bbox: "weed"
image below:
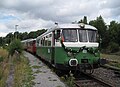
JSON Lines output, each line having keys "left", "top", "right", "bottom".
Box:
{"left": 0, "top": 56, "right": 4, "bottom": 62}
{"left": 13, "top": 55, "right": 35, "bottom": 87}
{"left": 0, "top": 48, "right": 9, "bottom": 87}
{"left": 56, "top": 86, "right": 63, "bottom": 87}
{"left": 101, "top": 53, "right": 120, "bottom": 68}
{"left": 34, "top": 70, "right": 42, "bottom": 74}
{"left": 32, "top": 65, "right": 42, "bottom": 69}
{"left": 60, "top": 72, "right": 76, "bottom": 87}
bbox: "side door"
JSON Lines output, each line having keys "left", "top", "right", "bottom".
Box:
{"left": 51, "top": 31, "right": 55, "bottom": 64}
{"left": 51, "top": 30, "right": 61, "bottom": 64}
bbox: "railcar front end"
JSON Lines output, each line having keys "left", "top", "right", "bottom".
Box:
{"left": 36, "top": 23, "right": 100, "bottom": 74}
{"left": 55, "top": 28, "right": 100, "bottom": 72}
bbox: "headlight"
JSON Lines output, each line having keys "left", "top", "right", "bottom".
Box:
{"left": 67, "top": 52, "right": 72, "bottom": 57}
{"left": 69, "top": 59, "right": 78, "bottom": 66}
{"left": 82, "top": 49, "right": 87, "bottom": 53}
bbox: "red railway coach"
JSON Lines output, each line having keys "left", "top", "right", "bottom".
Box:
{"left": 21, "top": 39, "right": 36, "bottom": 54}
{"left": 21, "top": 39, "right": 28, "bottom": 50}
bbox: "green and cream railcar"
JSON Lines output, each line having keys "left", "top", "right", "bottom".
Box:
{"left": 36, "top": 23, "right": 100, "bottom": 72}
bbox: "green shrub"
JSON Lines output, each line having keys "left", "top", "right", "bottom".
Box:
{"left": 108, "top": 42, "right": 119, "bottom": 53}
{"left": 0, "top": 56, "right": 4, "bottom": 62}
{"left": 60, "top": 73, "right": 76, "bottom": 87}
{"left": 8, "top": 39, "right": 23, "bottom": 56}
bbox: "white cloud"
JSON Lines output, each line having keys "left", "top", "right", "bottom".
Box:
{"left": 0, "top": 0, "right": 120, "bottom": 37}
{"left": 0, "top": 23, "right": 9, "bottom": 37}
{"left": 17, "top": 18, "right": 54, "bottom": 32}
{"left": 0, "top": 32, "right": 7, "bottom": 37}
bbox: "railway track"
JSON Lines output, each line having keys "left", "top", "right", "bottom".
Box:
{"left": 74, "top": 72, "right": 114, "bottom": 87}
{"left": 74, "top": 64, "right": 120, "bottom": 87}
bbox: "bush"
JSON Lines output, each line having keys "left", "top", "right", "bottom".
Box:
{"left": 107, "top": 42, "right": 119, "bottom": 53}
{"left": 0, "top": 56, "right": 4, "bottom": 62}
{"left": 8, "top": 39, "right": 23, "bottom": 56}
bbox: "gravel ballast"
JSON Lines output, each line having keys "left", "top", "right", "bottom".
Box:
{"left": 93, "top": 67, "right": 120, "bottom": 87}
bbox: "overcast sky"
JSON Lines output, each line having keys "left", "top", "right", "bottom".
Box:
{"left": 0, "top": 0, "right": 120, "bottom": 37}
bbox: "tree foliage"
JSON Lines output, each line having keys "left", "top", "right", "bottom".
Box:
{"left": 8, "top": 39, "right": 23, "bottom": 56}
{"left": 0, "top": 37, "right": 3, "bottom": 46}
{"left": 107, "top": 42, "right": 119, "bottom": 53}
{"left": 0, "top": 29, "right": 46, "bottom": 45}
{"left": 78, "top": 15, "right": 120, "bottom": 53}
{"left": 89, "top": 16, "right": 108, "bottom": 48}
{"left": 78, "top": 16, "right": 88, "bottom": 24}
{"left": 109, "top": 21, "right": 120, "bottom": 43}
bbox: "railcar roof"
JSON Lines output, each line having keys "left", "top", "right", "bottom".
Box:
{"left": 21, "top": 39, "right": 28, "bottom": 42}
{"left": 53, "top": 24, "right": 97, "bottom": 30}
{"left": 21, "top": 38, "right": 36, "bottom": 42}
{"left": 37, "top": 23, "right": 97, "bottom": 39}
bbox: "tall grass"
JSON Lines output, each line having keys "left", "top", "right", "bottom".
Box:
{"left": 13, "top": 55, "right": 35, "bottom": 87}
{"left": 101, "top": 54, "right": 120, "bottom": 63}
{"left": 0, "top": 48, "right": 10, "bottom": 87}
{"left": 0, "top": 48, "right": 35, "bottom": 87}
{"left": 101, "top": 53, "right": 120, "bottom": 68}
{"left": 0, "top": 48, "right": 8, "bottom": 59}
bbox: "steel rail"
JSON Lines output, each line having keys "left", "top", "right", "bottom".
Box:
{"left": 74, "top": 72, "right": 114, "bottom": 87}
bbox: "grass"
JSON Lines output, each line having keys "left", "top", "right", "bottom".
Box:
{"left": 60, "top": 73, "right": 76, "bottom": 87}
{"left": 0, "top": 48, "right": 9, "bottom": 59}
{"left": 13, "top": 55, "right": 35, "bottom": 87}
{"left": 56, "top": 86, "right": 63, "bottom": 87}
{"left": 32, "top": 65, "right": 42, "bottom": 69}
{"left": 101, "top": 53, "right": 120, "bottom": 68}
{"left": 101, "top": 53, "right": 120, "bottom": 62}
{"left": 108, "top": 62, "right": 120, "bottom": 68}
{"left": 0, "top": 48, "right": 36, "bottom": 87}
{"left": 34, "top": 70, "right": 42, "bottom": 74}
{"left": 0, "top": 48, "right": 10, "bottom": 87}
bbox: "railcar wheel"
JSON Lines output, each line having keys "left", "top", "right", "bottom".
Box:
{"left": 56, "top": 70, "right": 70, "bottom": 77}
{"left": 71, "top": 70, "right": 81, "bottom": 77}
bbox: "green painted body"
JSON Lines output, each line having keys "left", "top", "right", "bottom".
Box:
{"left": 55, "top": 47, "right": 100, "bottom": 64}
{"left": 36, "top": 46, "right": 100, "bottom": 67}
{"left": 36, "top": 47, "right": 52, "bottom": 62}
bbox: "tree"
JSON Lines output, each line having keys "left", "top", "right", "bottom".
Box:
{"left": 27, "top": 29, "right": 46, "bottom": 39}
{"left": 36, "top": 29, "right": 47, "bottom": 37}
{"left": 5, "top": 33, "right": 14, "bottom": 44}
{"left": 14, "top": 31, "right": 19, "bottom": 39}
{"left": 0, "top": 37, "right": 3, "bottom": 46}
{"left": 89, "top": 16, "right": 108, "bottom": 48}
{"left": 108, "top": 21, "right": 120, "bottom": 44}
{"left": 21, "top": 32, "right": 28, "bottom": 40}
{"left": 118, "top": 24, "right": 120, "bottom": 45}
{"left": 83, "top": 16, "right": 87, "bottom": 24}
{"left": 78, "top": 16, "right": 87, "bottom": 24}
{"left": 8, "top": 39, "right": 23, "bottom": 56}
{"left": 28, "top": 31, "right": 36, "bottom": 38}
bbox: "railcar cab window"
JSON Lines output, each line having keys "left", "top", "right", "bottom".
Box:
{"left": 88, "top": 30, "right": 97, "bottom": 42}
{"left": 78, "top": 29, "right": 97, "bottom": 42}
{"left": 62, "top": 29, "right": 78, "bottom": 42}
{"left": 79, "top": 29, "right": 87, "bottom": 42}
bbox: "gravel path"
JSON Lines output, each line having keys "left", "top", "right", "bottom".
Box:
{"left": 6, "top": 57, "right": 14, "bottom": 87}
{"left": 6, "top": 64, "right": 14, "bottom": 87}
{"left": 24, "top": 51, "right": 66, "bottom": 87}
{"left": 93, "top": 67, "right": 120, "bottom": 87}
